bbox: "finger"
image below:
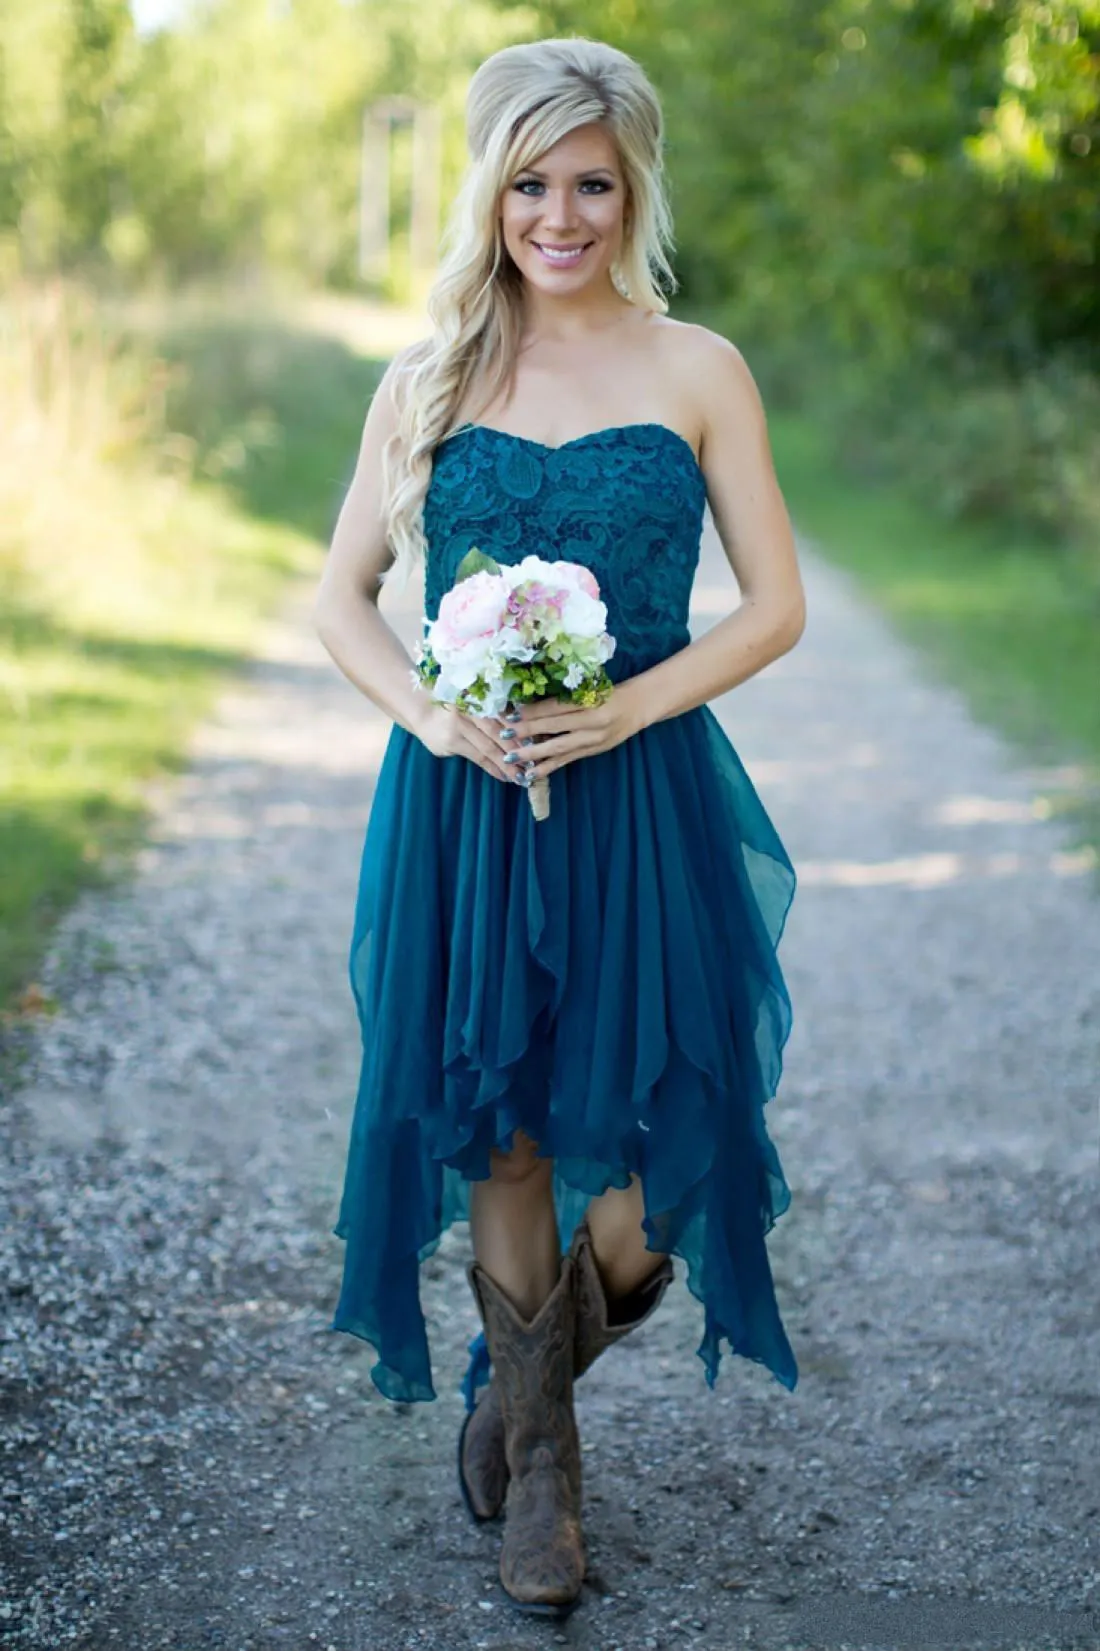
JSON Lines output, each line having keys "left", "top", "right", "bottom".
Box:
{"left": 466, "top": 714, "right": 528, "bottom": 765}
{"left": 513, "top": 700, "right": 591, "bottom": 727}
{"left": 523, "top": 756, "right": 565, "bottom": 783}
{"left": 515, "top": 709, "right": 604, "bottom": 738}
{"left": 511, "top": 731, "right": 595, "bottom": 763}
{"left": 463, "top": 726, "right": 520, "bottom": 781}
{"left": 471, "top": 748, "right": 520, "bottom": 783}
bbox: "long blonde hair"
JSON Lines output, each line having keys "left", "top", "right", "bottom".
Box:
{"left": 380, "top": 37, "right": 676, "bottom": 589}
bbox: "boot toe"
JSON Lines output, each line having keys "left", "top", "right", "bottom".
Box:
{"left": 499, "top": 1460, "right": 585, "bottom": 1612}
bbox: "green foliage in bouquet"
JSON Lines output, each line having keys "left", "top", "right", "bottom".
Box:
{"left": 415, "top": 547, "right": 615, "bottom": 716}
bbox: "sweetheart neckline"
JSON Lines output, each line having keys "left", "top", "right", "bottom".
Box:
{"left": 449, "top": 419, "right": 704, "bottom": 479}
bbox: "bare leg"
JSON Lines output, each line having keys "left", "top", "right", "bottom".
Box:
{"left": 584, "top": 1174, "right": 669, "bottom": 1298}
{"left": 469, "top": 1129, "right": 560, "bottom": 1320}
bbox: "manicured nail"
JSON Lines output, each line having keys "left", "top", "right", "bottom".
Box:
{"left": 505, "top": 711, "right": 522, "bottom": 723}
{"left": 499, "top": 727, "right": 515, "bottom": 740}
{"left": 520, "top": 737, "right": 533, "bottom": 747}
{"left": 504, "top": 751, "right": 521, "bottom": 764}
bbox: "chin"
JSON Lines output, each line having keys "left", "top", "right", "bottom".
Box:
{"left": 518, "top": 252, "right": 614, "bottom": 293}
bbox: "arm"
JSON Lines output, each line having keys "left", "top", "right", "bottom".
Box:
{"left": 515, "top": 330, "right": 806, "bottom": 780}
{"left": 313, "top": 352, "right": 434, "bottom": 737}
{"left": 624, "top": 329, "right": 806, "bottom": 728}
{"left": 312, "top": 355, "right": 518, "bottom": 785}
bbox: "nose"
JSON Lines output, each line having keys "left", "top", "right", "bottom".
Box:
{"left": 539, "top": 187, "right": 579, "bottom": 231}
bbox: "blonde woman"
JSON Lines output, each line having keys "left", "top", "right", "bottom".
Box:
{"left": 315, "top": 36, "right": 806, "bottom": 1620}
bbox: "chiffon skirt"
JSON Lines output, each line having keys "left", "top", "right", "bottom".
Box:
{"left": 329, "top": 703, "right": 798, "bottom": 1402}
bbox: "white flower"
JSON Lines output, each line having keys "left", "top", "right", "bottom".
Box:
{"left": 563, "top": 661, "right": 586, "bottom": 690}
{"left": 489, "top": 629, "right": 538, "bottom": 663}
{"left": 500, "top": 554, "right": 550, "bottom": 588}
{"left": 560, "top": 588, "right": 608, "bottom": 639}
{"left": 441, "top": 641, "right": 494, "bottom": 692}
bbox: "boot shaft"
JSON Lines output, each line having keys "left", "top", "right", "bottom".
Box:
{"left": 468, "top": 1258, "right": 580, "bottom": 1491}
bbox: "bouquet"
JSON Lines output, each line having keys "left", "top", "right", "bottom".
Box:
{"left": 414, "top": 549, "right": 616, "bottom": 821}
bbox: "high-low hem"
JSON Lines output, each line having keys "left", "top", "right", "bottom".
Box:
{"left": 329, "top": 701, "right": 798, "bottom": 1406}
{"left": 329, "top": 1130, "right": 799, "bottom": 1406}
{"left": 329, "top": 421, "right": 800, "bottom": 1407}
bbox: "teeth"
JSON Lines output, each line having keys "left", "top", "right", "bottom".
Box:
{"left": 535, "top": 244, "right": 587, "bottom": 261}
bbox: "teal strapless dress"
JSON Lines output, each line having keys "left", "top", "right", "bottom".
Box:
{"left": 330, "top": 422, "right": 798, "bottom": 1404}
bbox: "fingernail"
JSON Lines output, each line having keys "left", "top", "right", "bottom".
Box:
{"left": 504, "top": 751, "right": 521, "bottom": 764}
{"left": 523, "top": 761, "right": 536, "bottom": 775}
{"left": 520, "top": 738, "right": 533, "bottom": 747}
{"left": 499, "top": 727, "right": 515, "bottom": 740}
{"left": 505, "top": 711, "right": 522, "bottom": 723}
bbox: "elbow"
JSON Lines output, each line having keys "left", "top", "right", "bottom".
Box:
{"left": 312, "top": 584, "right": 342, "bottom": 650}
{"left": 313, "top": 577, "right": 378, "bottom": 652}
{"left": 779, "top": 591, "right": 806, "bottom": 647}
{"left": 775, "top": 590, "right": 806, "bottom": 654}
{"left": 311, "top": 593, "right": 331, "bottom": 643}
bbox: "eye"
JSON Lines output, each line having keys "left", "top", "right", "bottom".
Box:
{"left": 510, "top": 178, "right": 615, "bottom": 195}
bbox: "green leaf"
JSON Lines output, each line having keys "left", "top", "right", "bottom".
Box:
{"left": 455, "top": 547, "right": 501, "bottom": 582}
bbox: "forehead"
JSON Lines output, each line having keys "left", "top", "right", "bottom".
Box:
{"left": 519, "top": 121, "right": 621, "bottom": 174}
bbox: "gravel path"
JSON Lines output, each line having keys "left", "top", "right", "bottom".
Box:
{"left": 2, "top": 502, "right": 1098, "bottom": 1651}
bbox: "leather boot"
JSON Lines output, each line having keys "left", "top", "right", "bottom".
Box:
{"left": 458, "top": 1218, "right": 674, "bottom": 1522}
{"left": 467, "top": 1257, "right": 585, "bottom": 1617}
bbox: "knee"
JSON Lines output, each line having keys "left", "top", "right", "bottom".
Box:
{"left": 488, "top": 1129, "right": 550, "bottom": 1187}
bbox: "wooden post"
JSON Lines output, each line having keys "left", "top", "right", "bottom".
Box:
{"left": 410, "top": 103, "right": 441, "bottom": 282}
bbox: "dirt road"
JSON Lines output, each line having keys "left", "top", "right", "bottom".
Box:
{"left": 2, "top": 491, "right": 1097, "bottom": 1649}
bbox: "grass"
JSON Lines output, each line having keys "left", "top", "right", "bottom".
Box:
{"left": 4, "top": 287, "right": 1096, "bottom": 1008}
{"left": 0, "top": 286, "right": 386, "bottom": 1010}
{"left": 768, "top": 411, "right": 1100, "bottom": 860}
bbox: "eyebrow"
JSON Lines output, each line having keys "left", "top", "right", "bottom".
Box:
{"left": 515, "top": 167, "right": 617, "bottom": 180}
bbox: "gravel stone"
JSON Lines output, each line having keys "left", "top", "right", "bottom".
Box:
{"left": 1, "top": 519, "right": 1097, "bottom": 1650}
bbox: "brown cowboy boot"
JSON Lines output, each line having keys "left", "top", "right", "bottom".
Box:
{"left": 458, "top": 1218, "right": 674, "bottom": 1522}
{"left": 467, "top": 1257, "right": 585, "bottom": 1617}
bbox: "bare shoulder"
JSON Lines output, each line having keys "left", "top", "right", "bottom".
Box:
{"left": 356, "top": 336, "right": 433, "bottom": 451}
{"left": 375, "top": 336, "right": 433, "bottom": 408}
{"left": 658, "top": 320, "right": 762, "bottom": 421}
{"left": 644, "top": 316, "right": 763, "bottom": 452}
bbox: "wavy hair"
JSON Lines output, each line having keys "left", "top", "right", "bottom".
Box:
{"left": 379, "top": 37, "right": 676, "bottom": 589}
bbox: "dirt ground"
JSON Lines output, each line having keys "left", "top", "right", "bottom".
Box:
{"left": 2, "top": 497, "right": 1098, "bottom": 1651}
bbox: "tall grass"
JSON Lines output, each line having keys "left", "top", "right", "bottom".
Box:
{"left": 0, "top": 283, "right": 381, "bottom": 1011}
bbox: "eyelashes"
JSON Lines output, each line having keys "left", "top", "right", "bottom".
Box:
{"left": 511, "top": 179, "right": 615, "bottom": 196}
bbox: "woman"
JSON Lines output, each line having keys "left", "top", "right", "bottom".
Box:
{"left": 314, "top": 36, "right": 806, "bottom": 1620}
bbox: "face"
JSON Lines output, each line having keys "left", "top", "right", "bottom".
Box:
{"left": 499, "top": 122, "right": 628, "bottom": 296}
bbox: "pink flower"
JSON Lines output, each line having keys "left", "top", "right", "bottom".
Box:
{"left": 434, "top": 571, "right": 510, "bottom": 651}
{"left": 547, "top": 560, "right": 600, "bottom": 600}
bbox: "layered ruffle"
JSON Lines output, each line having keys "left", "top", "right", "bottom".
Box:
{"left": 330, "top": 705, "right": 797, "bottom": 1402}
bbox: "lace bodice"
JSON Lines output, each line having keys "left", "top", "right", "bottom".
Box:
{"left": 422, "top": 422, "right": 708, "bottom": 680}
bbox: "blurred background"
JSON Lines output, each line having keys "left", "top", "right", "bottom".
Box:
{"left": 1, "top": 0, "right": 1097, "bottom": 1012}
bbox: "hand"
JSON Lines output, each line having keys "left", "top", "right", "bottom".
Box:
{"left": 416, "top": 702, "right": 525, "bottom": 786}
{"left": 506, "top": 682, "right": 646, "bottom": 782}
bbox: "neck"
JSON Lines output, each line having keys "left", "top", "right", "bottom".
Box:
{"left": 519, "top": 274, "right": 637, "bottom": 345}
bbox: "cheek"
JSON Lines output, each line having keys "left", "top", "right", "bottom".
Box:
{"left": 500, "top": 195, "right": 536, "bottom": 244}
{"left": 585, "top": 195, "right": 626, "bottom": 239}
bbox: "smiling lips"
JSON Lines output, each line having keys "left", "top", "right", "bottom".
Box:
{"left": 531, "top": 241, "right": 593, "bottom": 266}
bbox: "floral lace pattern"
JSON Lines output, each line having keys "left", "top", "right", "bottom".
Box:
{"left": 423, "top": 423, "right": 709, "bottom": 680}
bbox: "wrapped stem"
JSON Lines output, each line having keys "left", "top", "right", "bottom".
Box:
{"left": 527, "top": 775, "right": 551, "bottom": 821}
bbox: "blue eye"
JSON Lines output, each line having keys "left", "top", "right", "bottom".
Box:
{"left": 512, "top": 179, "right": 613, "bottom": 195}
